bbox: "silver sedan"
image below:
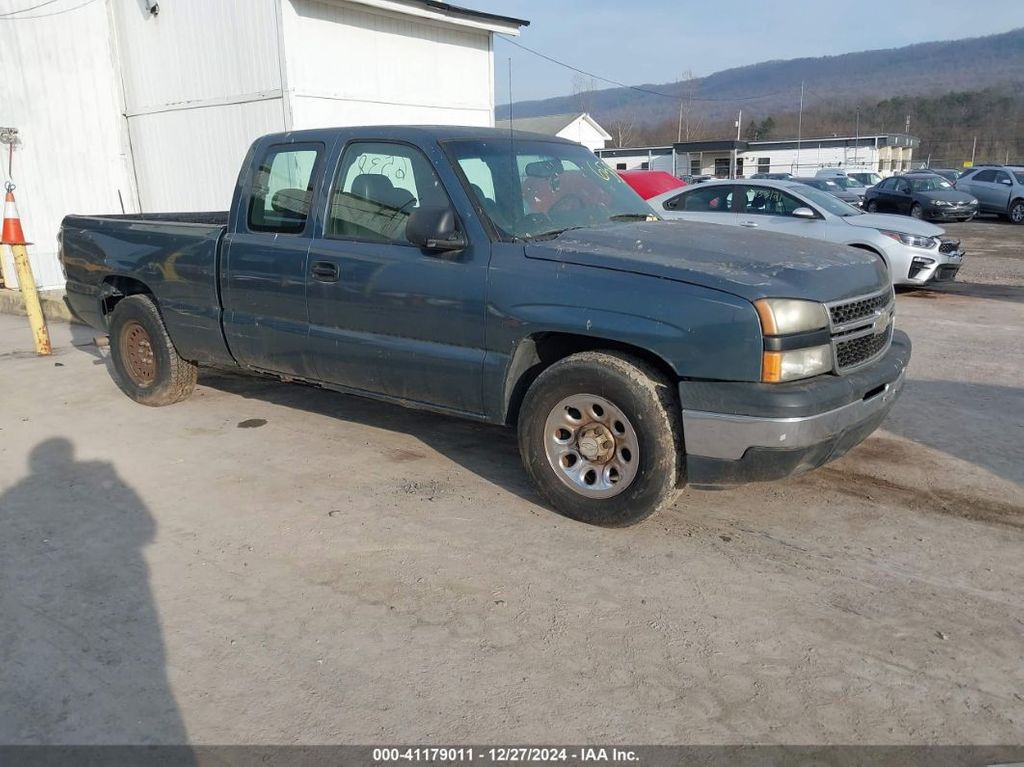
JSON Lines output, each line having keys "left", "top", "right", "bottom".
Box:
{"left": 649, "top": 179, "right": 965, "bottom": 286}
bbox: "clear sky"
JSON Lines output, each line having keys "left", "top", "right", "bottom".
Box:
{"left": 469, "top": 0, "right": 1024, "bottom": 104}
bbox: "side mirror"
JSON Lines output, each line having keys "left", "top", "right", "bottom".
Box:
{"left": 792, "top": 207, "right": 816, "bottom": 219}
{"left": 406, "top": 206, "right": 466, "bottom": 252}
{"left": 1000, "top": 178, "right": 1013, "bottom": 186}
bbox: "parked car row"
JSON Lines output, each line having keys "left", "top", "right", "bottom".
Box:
{"left": 648, "top": 178, "right": 964, "bottom": 287}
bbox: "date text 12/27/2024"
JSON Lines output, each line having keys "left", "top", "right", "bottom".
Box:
{"left": 372, "top": 747, "right": 640, "bottom": 763}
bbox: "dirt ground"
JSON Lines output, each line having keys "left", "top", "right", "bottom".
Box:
{"left": 1, "top": 218, "right": 1022, "bottom": 746}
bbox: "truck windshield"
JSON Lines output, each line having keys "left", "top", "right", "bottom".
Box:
{"left": 446, "top": 139, "right": 654, "bottom": 240}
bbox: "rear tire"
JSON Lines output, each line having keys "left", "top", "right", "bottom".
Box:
{"left": 517, "top": 351, "right": 682, "bottom": 527}
{"left": 108, "top": 295, "right": 197, "bottom": 406}
{"left": 910, "top": 203, "right": 923, "bottom": 219}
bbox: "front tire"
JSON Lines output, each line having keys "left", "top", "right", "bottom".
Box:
{"left": 1010, "top": 200, "right": 1024, "bottom": 224}
{"left": 108, "top": 295, "right": 197, "bottom": 406}
{"left": 910, "top": 203, "right": 923, "bottom": 219}
{"left": 866, "top": 200, "right": 879, "bottom": 213}
{"left": 518, "top": 352, "right": 682, "bottom": 527}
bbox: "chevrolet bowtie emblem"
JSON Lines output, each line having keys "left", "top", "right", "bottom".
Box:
{"left": 872, "top": 310, "right": 890, "bottom": 336}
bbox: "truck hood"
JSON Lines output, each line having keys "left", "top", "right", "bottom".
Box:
{"left": 842, "top": 213, "right": 944, "bottom": 237}
{"left": 524, "top": 221, "right": 888, "bottom": 303}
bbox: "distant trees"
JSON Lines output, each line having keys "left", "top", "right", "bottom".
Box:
{"left": 745, "top": 116, "right": 776, "bottom": 141}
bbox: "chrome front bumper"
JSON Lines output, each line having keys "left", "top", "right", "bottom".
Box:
{"left": 679, "top": 330, "right": 910, "bottom": 487}
{"left": 682, "top": 368, "right": 904, "bottom": 462}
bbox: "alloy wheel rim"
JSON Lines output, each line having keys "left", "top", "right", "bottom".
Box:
{"left": 543, "top": 393, "right": 639, "bottom": 499}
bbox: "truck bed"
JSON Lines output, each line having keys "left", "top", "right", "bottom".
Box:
{"left": 61, "top": 211, "right": 234, "bottom": 367}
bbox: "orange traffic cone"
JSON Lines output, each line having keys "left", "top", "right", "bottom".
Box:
{"left": 2, "top": 182, "right": 51, "bottom": 355}
{"left": 2, "top": 186, "right": 31, "bottom": 246}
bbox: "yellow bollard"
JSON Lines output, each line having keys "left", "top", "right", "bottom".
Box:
{"left": 2, "top": 182, "right": 51, "bottom": 356}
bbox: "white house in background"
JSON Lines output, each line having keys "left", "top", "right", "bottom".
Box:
{"left": 494, "top": 113, "right": 612, "bottom": 152}
{"left": 0, "top": 0, "right": 527, "bottom": 289}
{"left": 596, "top": 134, "right": 919, "bottom": 179}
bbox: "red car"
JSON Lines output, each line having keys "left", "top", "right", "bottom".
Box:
{"left": 616, "top": 170, "right": 687, "bottom": 200}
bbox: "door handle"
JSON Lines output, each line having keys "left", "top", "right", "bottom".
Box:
{"left": 740, "top": 221, "right": 759, "bottom": 228}
{"left": 311, "top": 261, "right": 339, "bottom": 282}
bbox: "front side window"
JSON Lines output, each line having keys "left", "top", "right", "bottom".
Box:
{"left": 972, "top": 170, "right": 996, "bottom": 183}
{"left": 895, "top": 179, "right": 911, "bottom": 194}
{"left": 741, "top": 186, "right": 803, "bottom": 216}
{"left": 327, "top": 142, "right": 453, "bottom": 244}
{"left": 994, "top": 171, "right": 1011, "bottom": 185}
{"left": 247, "top": 144, "right": 322, "bottom": 234}
{"left": 447, "top": 139, "right": 652, "bottom": 240}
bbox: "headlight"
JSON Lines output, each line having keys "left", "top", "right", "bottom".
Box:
{"left": 753, "top": 298, "right": 829, "bottom": 335}
{"left": 879, "top": 230, "right": 937, "bottom": 249}
{"left": 762, "top": 345, "right": 833, "bottom": 383}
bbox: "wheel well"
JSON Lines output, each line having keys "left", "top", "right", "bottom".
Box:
{"left": 100, "top": 276, "right": 153, "bottom": 317}
{"left": 848, "top": 243, "right": 887, "bottom": 267}
{"left": 503, "top": 332, "right": 678, "bottom": 426}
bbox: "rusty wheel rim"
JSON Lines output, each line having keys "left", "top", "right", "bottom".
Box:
{"left": 120, "top": 320, "right": 156, "bottom": 387}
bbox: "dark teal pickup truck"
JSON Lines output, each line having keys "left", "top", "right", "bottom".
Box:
{"left": 61, "top": 126, "right": 909, "bottom": 526}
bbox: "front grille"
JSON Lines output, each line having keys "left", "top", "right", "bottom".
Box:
{"left": 828, "top": 289, "right": 893, "bottom": 327}
{"left": 936, "top": 265, "right": 960, "bottom": 281}
{"left": 939, "top": 239, "right": 960, "bottom": 254}
{"left": 836, "top": 325, "right": 893, "bottom": 369}
{"left": 826, "top": 288, "right": 895, "bottom": 373}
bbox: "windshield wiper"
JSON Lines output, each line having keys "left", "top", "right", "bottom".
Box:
{"left": 608, "top": 213, "right": 656, "bottom": 222}
{"left": 525, "top": 226, "right": 588, "bottom": 241}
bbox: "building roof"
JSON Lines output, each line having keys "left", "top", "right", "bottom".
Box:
{"left": 495, "top": 112, "right": 610, "bottom": 139}
{"left": 598, "top": 133, "right": 920, "bottom": 156}
{"left": 379, "top": 1, "right": 529, "bottom": 30}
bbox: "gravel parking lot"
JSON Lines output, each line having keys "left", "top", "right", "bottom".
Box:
{"left": 1, "top": 217, "right": 1022, "bottom": 746}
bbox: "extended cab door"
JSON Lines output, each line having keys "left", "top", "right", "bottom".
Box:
{"left": 221, "top": 140, "right": 327, "bottom": 378}
{"left": 304, "top": 140, "right": 488, "bottom": 415}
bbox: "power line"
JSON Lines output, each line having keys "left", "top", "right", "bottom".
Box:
{"left": 496, "top": 35, "right": 796, "bottom": 104}
{"left": 0, "top": 0, "right": 99, "bottom": 19}
{"left": 0, "top": 0, "right": 62, "bottom": 17}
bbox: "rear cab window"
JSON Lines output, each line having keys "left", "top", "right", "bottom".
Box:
{"left": 247, "top": 143, "right": 324, "bottom": 234}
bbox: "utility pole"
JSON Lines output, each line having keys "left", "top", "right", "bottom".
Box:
{"left": 971, "top": 135, "right": 977, "bottom": 166}
{"left": 854, "top": 107, "right": 860, "bottom": 166}
{"left": 732, "top": 110, "right": 742, "bottom": 179}
{"left": 796, "top": 81, "right": 804, "bottom": 175}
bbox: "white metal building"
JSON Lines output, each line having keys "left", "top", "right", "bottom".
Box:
{"left": 494, "top": 113, "right": 612, "bottom": 152}
{"left": 0, "top": 0, "right": 526, "bottom": 289}
{"left": 597, "top": 134, "right": 919, "bottom": 180}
